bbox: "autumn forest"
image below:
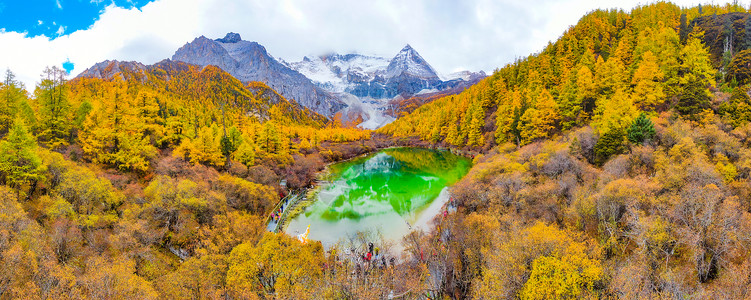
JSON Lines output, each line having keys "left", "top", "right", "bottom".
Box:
{"left": 2, "top": 1, "right": 751, "bottom": 299}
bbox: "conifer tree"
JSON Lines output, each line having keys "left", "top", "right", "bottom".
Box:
{"left": 494, "top": 103, "right": 516, "bottom": 144}
{"left": 466, "top": 104, "right": 485, "bottom": 147}
{"left": 235, "top": 138, "right": 256, "bottom": 172}
{"left": 558, "top": 74, "right": 580, "bottom": 130}
{"left": 0, "top": 69, "right": 24, "bottom": 132}
{"left": 632, "top": 51, "right": 665, "bottom": 110}
{"left": 727, "top": 49, "right": 751, "bottom": 85}
{"left": 594, "top": 126, "right": 626, "bottom": 165}
{"left": 679, "top": 13, "right": 689, "bottom": 44}
{"left": 79, "top": 83, "right": 156, "bottom": 172}
{"left": 719, "top": 86, "right": 751, "bottom": 127}
{"left": 519, "top": 89, "right": 558, "bottom": 144}
{"left": 593, "top": 89, "right": 638, "bottom": 135}
{"left": 35, "top": 66, "right": 71, "bottom": 148}
{"left": 259, "top": 121, "right": 281, "bottom": 154}
{"left": 176, "top": 124, "right": 223, "bottom": 166}
{"left": 677, "top": 74, "right": 712, "bottom": 121}
{"left": 595, "top": 56, "right": 626, "bottom": 99}
{"left": 134, "top": 90, "right": 163, "bottom": 140}
{"left": 627, "top": 112, "right": 656, "bottom": 144}
{"left": 445, "top": 111, "right": 463, "bottom": 147}
{"left": 674, "top": 34, "right": 715, "bottom": 121}
{"left": 0, "top": 119, "right": 41, "bottom": 189}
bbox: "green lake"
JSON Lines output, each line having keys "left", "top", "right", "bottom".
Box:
{"left": 285, "top": 147, "right": 472, "bottom": 246}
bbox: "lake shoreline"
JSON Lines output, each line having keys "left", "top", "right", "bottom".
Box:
{"left": 283, "top": 147, "right": 472, "bottom": 251}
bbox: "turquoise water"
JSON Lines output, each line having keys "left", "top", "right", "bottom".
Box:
{"left": 285, "top": 147, "right": 471, "bottom": 246}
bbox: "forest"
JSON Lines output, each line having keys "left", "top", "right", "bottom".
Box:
{"left": 2, "top": 1, "right": 751, "bottom": 299}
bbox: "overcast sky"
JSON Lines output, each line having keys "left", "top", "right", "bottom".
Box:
{"left": 0, "top": 0, "right": 719, "bottom": 90}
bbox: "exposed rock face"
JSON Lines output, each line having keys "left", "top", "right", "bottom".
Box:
{"left": 78, "top": 33, "right": 485, "bottom": 129}
{"left": 75, "top": 59, "right": 329, "bottom": 127}
{"left": 384, "top": 44, "right": 440, "bottom": 80}
{"left": 172, "top": 33, "right": 346, "bottom": 116}
{"left": 215, "top": 32, "right": 242, "bottom": 43}
{"left": 691, "top": 12, "right": 751, "bottom": 66}
{"left": 76, "top": 60, "right": 147, "bottom": 80}
{"left": 289, "top": 44, "right": 485, "bottom": 100}
{"left": 287, "top": 44, "right": 487, "bottom": 128}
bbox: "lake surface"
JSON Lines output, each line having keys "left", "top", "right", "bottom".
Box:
{"left": 285, "top": 147, "right": 472, "bottom": 247}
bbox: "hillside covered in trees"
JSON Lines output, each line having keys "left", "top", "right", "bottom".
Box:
{"left": 2, "top": 1, "right": 751, "bottom": 299}
{"left": 377, "top": 1, "right": 751, "bottom": 298}
{"left": 0, "top": 58, "right": 388, "bottom": 298}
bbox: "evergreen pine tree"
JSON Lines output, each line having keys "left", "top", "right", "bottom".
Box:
{"left": 677, "top": 74, "right": 712, "bottom": 120}
{"left": 627, "top": 112, "right": 656, "bottom": 144}
{"left": 719, "top": 87, "right": 751, "bottom": 127}
{"left": 727, "top": 49, "right": 751, "bottom": 85}
{"left": 679, "top": 13, "right": 689, "bottom": 45}
{"left": 594, "top": 127, "right": 626, "bottom": 165}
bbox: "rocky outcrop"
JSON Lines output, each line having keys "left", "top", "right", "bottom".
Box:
{"left": 289, "top": 44, "right": 484, "bottom": 100}
{"left": 172, "top": 33, "right": 346, "bottom": 116}
{"left": 287, "top": 44, "right": 486, "bottom": 128}
{"left": 76, "top": 60, "right": 147, "bottom": 80}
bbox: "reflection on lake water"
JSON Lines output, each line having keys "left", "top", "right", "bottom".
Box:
{"left": 285, "top": 147, "right": 472, "bottom": 247}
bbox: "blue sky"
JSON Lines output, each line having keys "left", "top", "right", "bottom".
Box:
{"left": 0, "top": 0, "right": 155, "bottom": 74}
{"left": 0, "top": 0, "right": 713, "bottom": 90}
{"left": 0, "top": 0, "right": 154, "bottom": 37}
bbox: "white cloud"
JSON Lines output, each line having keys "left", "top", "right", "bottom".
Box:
{"left": 56, "top": 26, "right": 66, "bottom": 36}
{"left": 56, "top": 0, "right": 62, "bottom": 9}
{"left": 0, "top": 0, "right": 715, "bottom": 91}
{"left": 38, "top": 20, "right": 43, "bottom": 26}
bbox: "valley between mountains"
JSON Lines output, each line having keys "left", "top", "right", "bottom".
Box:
{"left": 2, "top": 2, "right": 751, "bottom": 299}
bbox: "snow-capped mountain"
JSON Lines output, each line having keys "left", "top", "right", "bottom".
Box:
{"left": 384, "top": 44, "right": 440, "bottom": 80}
{"left": 442, "top": 70, "right": 487, "bottom": 82}
{"left": 287, "top": 44, "right": 485, "bottom": 129}
{"left": 172, "top": 33, "right": 346, "bottom": 116}
{"left": 80, "top": 33, "right": 485, "bottom": 129}
{"left": 287, "top": 54, "right": 389, "bottom": 93}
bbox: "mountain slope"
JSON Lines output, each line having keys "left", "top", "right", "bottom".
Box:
{"left": 380, "top": 4, "right": 751, "bottom": 298}
{"left": 287, "top": 45, "right": 486, "bottom": 128}
{"left": 288, "top": 53, "right": 390, "bottom": 93}
{"left": 76, "top": 59, "right": 328, "bottom": 128}
{"left": 384, "top": 44, "right": 440, "bottom": 80}
{"left": 380, "top": 4, "right": 736, "bottom": 151}
{"left": 290, "top": 45, "right": 481, "bottom": 99}
{"left": 172, "top": 33, "right": 346, "bottom": 116}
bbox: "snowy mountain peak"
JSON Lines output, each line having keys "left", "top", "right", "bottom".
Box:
{"left": 288, "top": 53, "right": 390, "bottom": 93}
{"left": 285, "top": 44, "right": 486, "bottom": 129}
{"left": 386, "top": 44, "right": 439, "bottom": 80}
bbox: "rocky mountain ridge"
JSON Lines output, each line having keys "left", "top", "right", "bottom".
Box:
{"left": 171, "top": 33, "right": 346, "bottom": 116}
{"left": 78, "top": 32, "right": 485, "bottom": 128}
